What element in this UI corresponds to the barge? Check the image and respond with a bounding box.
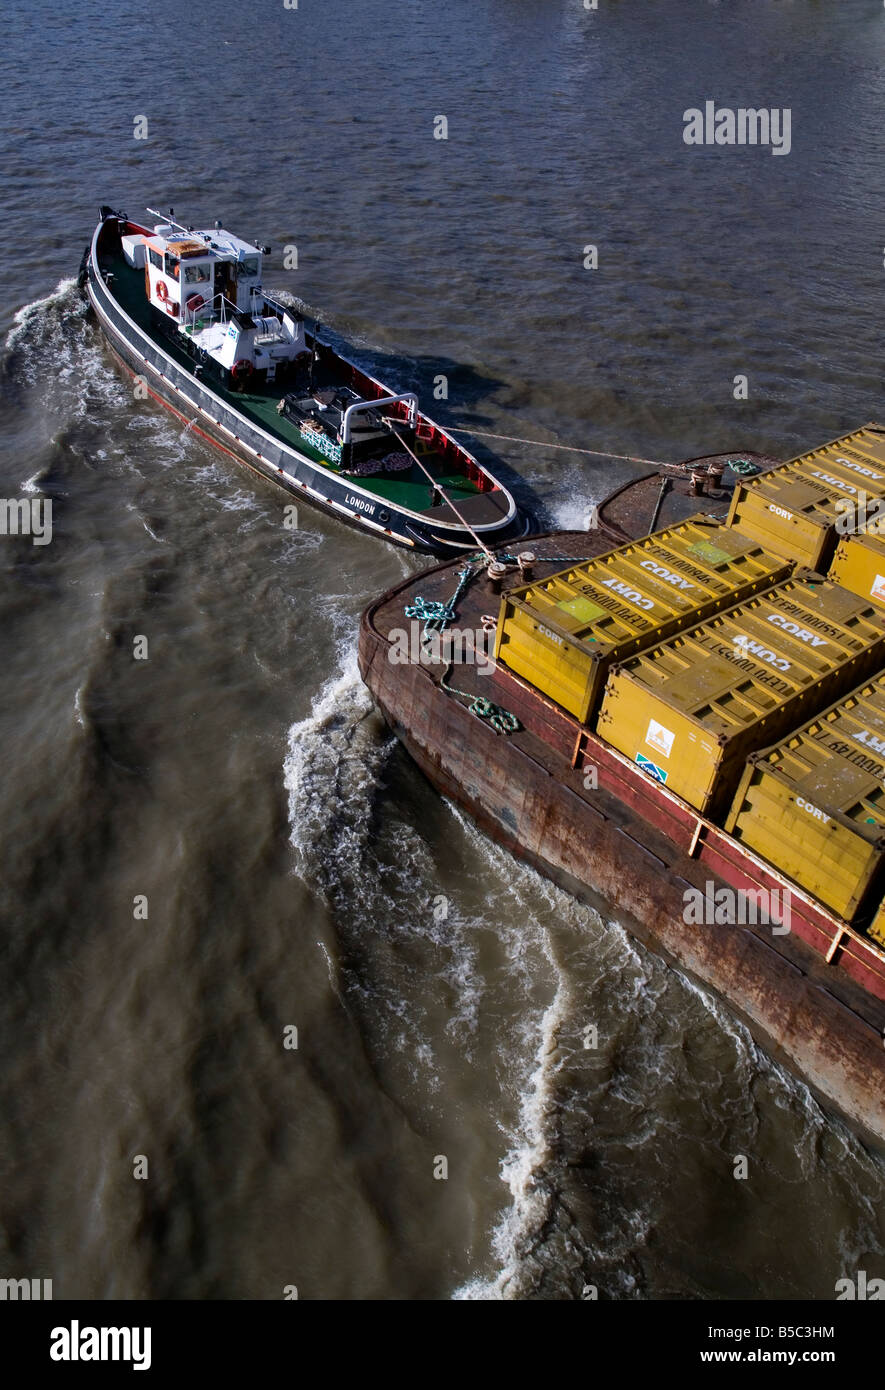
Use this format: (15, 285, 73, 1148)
(80, 206, 529, 556)
(359, 429, 885, 1148)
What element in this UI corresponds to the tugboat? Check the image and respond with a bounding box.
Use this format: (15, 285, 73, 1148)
(80, 206, 529, 555)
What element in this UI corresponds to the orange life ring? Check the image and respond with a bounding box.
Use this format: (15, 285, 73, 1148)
(232, 359, 254, 381)
(156, 280, 169, 302)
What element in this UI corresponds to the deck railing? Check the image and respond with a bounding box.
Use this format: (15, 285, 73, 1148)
(182, 291, 241, 330)
(183, 289, 298, 333)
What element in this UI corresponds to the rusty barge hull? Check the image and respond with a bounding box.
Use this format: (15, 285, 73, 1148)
(359, 533, 885, 1150)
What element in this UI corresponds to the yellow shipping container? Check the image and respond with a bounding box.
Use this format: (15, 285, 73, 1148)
(493, 516, 791, 724)
(725, 674, 885, 919)
(829, 531, 885, 610)
(868, 901, 885, 949)
(727, 423, 885, 570)
(596, 572, 885, 818)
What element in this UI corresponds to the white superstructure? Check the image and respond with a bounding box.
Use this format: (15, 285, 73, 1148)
(122, 208, 308, 385)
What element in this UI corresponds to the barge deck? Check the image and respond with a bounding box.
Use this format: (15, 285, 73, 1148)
(359, 532, 885, 1149)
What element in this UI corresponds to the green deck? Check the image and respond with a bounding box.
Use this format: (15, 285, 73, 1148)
(100, 246, 480, 514)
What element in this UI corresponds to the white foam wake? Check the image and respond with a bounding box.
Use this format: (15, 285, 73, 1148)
(3, 274, 133, 423)
(455, 972, 572, 1300)
(281, 641, 469, 1092)
(442, 804, 582, 1299)
(550, 485, 606, 534)
(5, 277, 81, 349)
(283, 642, 377, 881)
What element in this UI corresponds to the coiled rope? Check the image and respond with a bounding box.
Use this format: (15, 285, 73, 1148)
(404, 563, 477, 639)
(439, 674, 520, 735)
(727, 458, 760, 475)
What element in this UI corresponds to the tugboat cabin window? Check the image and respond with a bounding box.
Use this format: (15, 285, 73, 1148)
(163, 252, 180, 279)
(236, 257, 259, 279)
(148, 248, 163, 269)
(184, 264, 210, 284)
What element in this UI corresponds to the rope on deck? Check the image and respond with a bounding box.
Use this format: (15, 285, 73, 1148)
(404, 562, 478, 640)
(404, 552, 589, 641)
(382, 420, 495, 559)
(404, 561, 522, 734)
(439, 674, 521, 735)
(403, 551, 593, 736)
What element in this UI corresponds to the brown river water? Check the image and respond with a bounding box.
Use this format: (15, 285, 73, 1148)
(0, 0, 883, 1298)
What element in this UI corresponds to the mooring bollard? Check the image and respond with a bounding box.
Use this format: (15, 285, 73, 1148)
(487, 561, 508, 593)
(516, 550, 536, 581)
